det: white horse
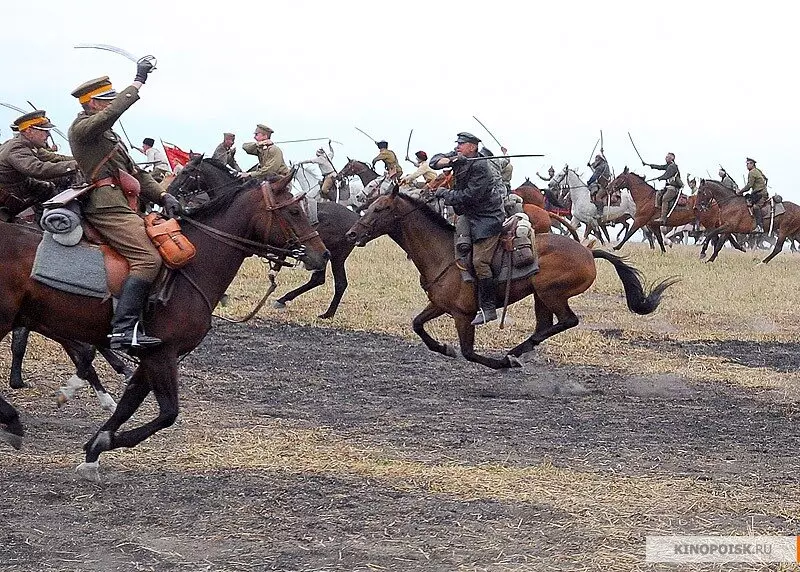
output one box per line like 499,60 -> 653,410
292,164 -> 364,207
549,166 -> 637,243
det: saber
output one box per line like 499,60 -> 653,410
472,115 -> 503,148
273,137 -> 342,145
586,137 -> 599,165
354,127 -> 376,142
74,43 -> 157,69
600,129 -> 605,158
118,121 -> 135,149
26,100 -> 69,144
404,129 -> 413,162
467,154 -> 544,162
627,131 -> 646,166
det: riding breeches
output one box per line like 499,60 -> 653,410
473,235 -> 499,280
745,190 -> 768,208
656,186 -> 678,207
84,207 -> 162,282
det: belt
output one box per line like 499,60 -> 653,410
93,177 -> 117,188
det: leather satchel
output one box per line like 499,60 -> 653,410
143,212 -> 196,269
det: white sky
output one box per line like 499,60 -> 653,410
3,1 -> 798,200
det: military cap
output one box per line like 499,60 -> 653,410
455,132 -> 481,145
415,150 -> 428,161
223,132 -> 235,138
71,76 -> 118,104
376,140 -> 388,148
746,157 -> 757,163
142,137 -> 155,147
255,124 -> 274,135
13,110 -> 55,131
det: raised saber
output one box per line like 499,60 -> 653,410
467,154 -> 544,162
74,43 -> 157,69
586,137 -> 600,165
627,132 -> 647,166
354,127 -> 376,142
274,137 -> 342,145
118,121 -> 135,150
472,115 -> 503,148
404,129 -> 413,163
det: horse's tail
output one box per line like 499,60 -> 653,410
591,250 -> 680,315
548,212 -> 580,241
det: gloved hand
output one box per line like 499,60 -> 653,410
161,193 -> 182,218
135,58 -> 155,83
449,154 -> 465,165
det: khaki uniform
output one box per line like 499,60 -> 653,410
68,85 -> 163,282
212,142 -> 241,171
371,149 -> 403,177
0,134 -> 77,217
242,141 -> 289,178
500,161 -> 513,189
742,167 -> 767,195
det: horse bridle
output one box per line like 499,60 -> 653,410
349,192 -> 426,240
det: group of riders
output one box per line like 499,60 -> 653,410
0,58 -> 774,340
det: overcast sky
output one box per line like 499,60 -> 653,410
3,1 -> 797,201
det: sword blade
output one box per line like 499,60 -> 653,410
627,131 -> 646,165
472,115 -> 503,148
405,129 -> 413,162
274,137 -> 339,144
0,102 -> 26,114
74,43 -> 140,63
354,127 -> 376,142
587,137 -> 599,165
467,154 -> 544,161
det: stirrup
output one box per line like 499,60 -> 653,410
470,308 -> 498,326
108,322 -> 162,350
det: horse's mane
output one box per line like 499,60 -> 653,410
202,156 -> 234,173
183,179 -> 262,219
398,193 -> 455,232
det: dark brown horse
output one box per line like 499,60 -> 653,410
168,156 -> 359,318
0,172 -> 329,481
697,179 -> 800,263
608,168 -> 700,253
345,187 -> 676,370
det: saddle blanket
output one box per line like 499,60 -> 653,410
31,232 -> 108,298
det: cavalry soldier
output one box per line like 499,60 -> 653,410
536,165 -> 555,182
0,110 -> 78,222
133,137 -> 171,181
68,63 -> 181,351
401,150 -> 437,187
587,153 -> 611,214
645,152 -> 683,224
430,132 -> 505,326
242,124 -> 289,179
212,132 -> 242,171
718,167 -> 740,193
371,140 -> 402,178
740,157 -> 768,233
480,147 -> 511,198
297,140 -> 337,200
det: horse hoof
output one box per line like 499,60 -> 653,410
56,391 -> 69,408
505,354 -> 523,368
75,461 -> 102,483
272,300 -> 287,310
0,429 -> 23,450
9,379 -> 27,390
96,392 -> 117,413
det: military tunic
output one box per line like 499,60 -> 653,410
212,142 -> 242,171
0,134 -> 78,218
741,167 -> 767,194
371,149 -> 403,177
242,141 -> 289,178
68,85 -> 163,281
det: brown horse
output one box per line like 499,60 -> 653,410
697,179 -> 800,263
0,172 -> 329,481
345,187 -> 676,370
608,168 -> 698,253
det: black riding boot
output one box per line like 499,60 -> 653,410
753,207 -> 764,233
108,276 -> 162,351
471,278 -> 498,326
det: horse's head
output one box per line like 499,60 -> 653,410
696,178 -> 717,210
337,159 -> 370,180
252,170 -> 329,270
609,166 -> 636,192
345,183 -> 405,246
167,155 -> 240,200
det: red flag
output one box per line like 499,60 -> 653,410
161,140 -> 191,170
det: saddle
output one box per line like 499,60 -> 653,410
455,214 -> 539,285
756,196 -> 785,219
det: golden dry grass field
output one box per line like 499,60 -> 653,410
1,237 -> 799,572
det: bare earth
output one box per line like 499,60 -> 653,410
1,316 -> 798,572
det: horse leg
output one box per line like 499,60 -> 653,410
319,251 -> 351,319
58,341 -> 117,413
707,231 -> 729,263
453,315 -> 521,369
98,347 -> 134,382
0,393 -> 23,450
273,269 -> 326,311
651,225 -> 667,253
412,302 -> 457,358
9,326 -> 30,389
508,291 -> 578,358
613,218 -> 645,250
760,228 -> 787,264
728,234 -> 746,253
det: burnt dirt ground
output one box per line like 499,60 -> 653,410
1,319 -> 799,572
